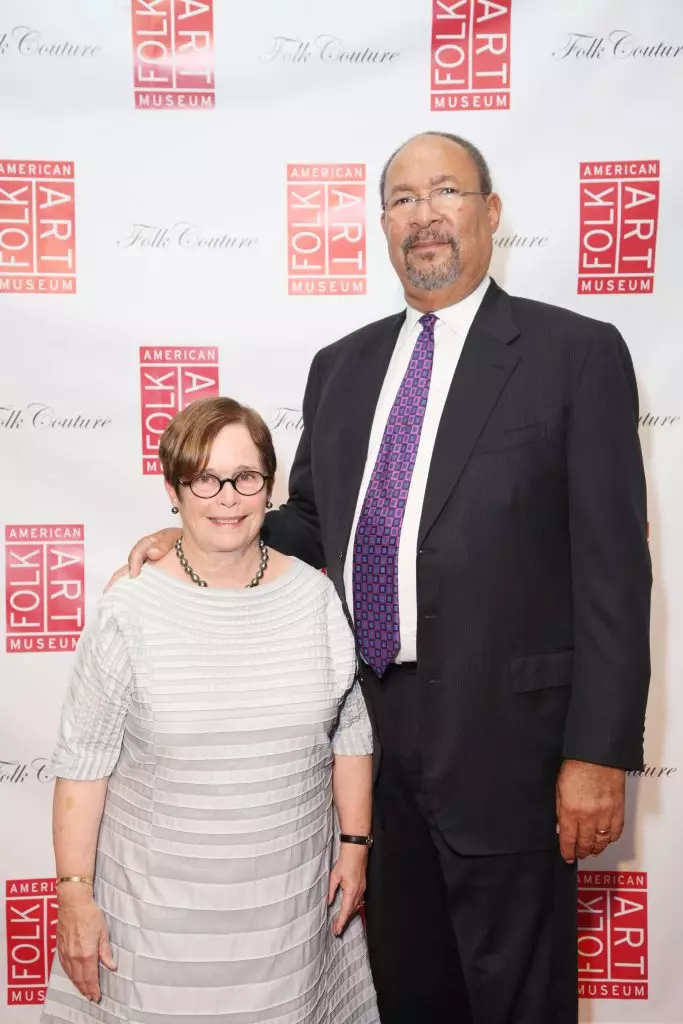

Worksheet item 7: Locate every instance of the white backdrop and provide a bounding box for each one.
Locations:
[1,1,682,1021]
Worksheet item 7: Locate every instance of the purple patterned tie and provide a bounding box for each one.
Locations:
[352,313,437,677]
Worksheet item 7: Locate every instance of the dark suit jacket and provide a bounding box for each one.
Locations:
[264,278,652,855]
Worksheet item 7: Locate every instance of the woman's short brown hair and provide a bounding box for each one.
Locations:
[159,397,276,496]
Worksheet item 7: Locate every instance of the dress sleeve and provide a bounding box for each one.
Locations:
[49,594,134,780]
[325,582,373,757]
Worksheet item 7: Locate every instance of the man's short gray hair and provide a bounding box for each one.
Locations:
[379,132,493,207]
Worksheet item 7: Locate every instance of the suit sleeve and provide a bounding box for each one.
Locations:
[324,584,373,757]
[562,324,651,770]
[262,351,325,568]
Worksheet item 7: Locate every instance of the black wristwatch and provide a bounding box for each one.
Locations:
[339,833,374,848]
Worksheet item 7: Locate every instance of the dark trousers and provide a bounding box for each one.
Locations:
[362,663,578,1024]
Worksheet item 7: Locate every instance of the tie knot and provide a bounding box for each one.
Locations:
[419,313,437,331]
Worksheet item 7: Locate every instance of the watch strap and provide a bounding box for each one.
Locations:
[339,833,373,847]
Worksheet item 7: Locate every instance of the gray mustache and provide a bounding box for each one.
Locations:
[402,233,456,253]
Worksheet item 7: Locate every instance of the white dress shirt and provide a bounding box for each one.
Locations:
[343,275,490,663]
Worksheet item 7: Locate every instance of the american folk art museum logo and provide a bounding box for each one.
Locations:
[0,161,76,294]
[577,871,648,1000]
[140,346,220,474]
[131,0,215,109]
[287,164,366,296]
[5,525,85,653]
[5,879,58,1005]
[577,161,660,294]
[430,0,512,111]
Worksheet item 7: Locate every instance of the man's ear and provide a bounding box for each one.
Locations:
[487,193,502,233]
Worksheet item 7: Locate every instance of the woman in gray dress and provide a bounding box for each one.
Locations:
[42,396,379,1024]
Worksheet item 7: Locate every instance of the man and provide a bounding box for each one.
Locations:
[127,132,651,1023]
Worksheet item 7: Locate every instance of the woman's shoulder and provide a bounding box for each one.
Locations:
[88,567,186,644]
[285,562,350,624]
[264,556,342,613]
[281,558,335,594]
[95,567,163,617]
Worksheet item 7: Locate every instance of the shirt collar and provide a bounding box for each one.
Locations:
[403,274,491,341]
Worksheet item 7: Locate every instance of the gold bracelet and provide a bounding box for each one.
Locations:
[56,876,93,886]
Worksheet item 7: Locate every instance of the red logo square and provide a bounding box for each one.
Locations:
[0,161,76,294]
[140,346,220,474]
[132,0,215,110]
[430,1,512,111]
[578,870,648,1000]
[5,878,58,1006]
[287,164,366,296]
[578,161,660,294]
[5,525,85,653]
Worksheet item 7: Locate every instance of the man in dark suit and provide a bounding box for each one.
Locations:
[127,132,651,1023]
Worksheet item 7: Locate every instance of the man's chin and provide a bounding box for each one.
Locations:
[404,267,461,292]
[405,249,454,274]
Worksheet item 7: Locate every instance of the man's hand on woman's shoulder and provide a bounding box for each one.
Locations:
[104,528,181,591]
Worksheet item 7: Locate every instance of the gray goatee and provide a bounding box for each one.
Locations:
[402,232,462,291]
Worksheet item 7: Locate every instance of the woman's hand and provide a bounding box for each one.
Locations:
[328,844,368,937]
[56,893,117,1002]
[104,528,181,590]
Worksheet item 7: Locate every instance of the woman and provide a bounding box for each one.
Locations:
[42,396,379,1024]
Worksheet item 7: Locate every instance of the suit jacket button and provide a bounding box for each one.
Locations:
[338,550,344,562]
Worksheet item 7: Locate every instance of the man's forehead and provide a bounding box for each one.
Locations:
[389,171,462,191]
[386,140,474,183]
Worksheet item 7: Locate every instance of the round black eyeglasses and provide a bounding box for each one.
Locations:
[180,471,271,499]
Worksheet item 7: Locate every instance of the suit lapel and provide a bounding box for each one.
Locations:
[333,313,405,559]
[417,281,521,547]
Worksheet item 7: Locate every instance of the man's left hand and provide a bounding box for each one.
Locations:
[556,759,626,863]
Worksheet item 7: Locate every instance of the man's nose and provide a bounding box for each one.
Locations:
[410,197,442,228]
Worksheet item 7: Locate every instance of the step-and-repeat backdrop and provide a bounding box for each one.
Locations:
[1,1,682,1021]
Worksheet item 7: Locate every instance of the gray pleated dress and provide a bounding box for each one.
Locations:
[41,559,379,1024]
